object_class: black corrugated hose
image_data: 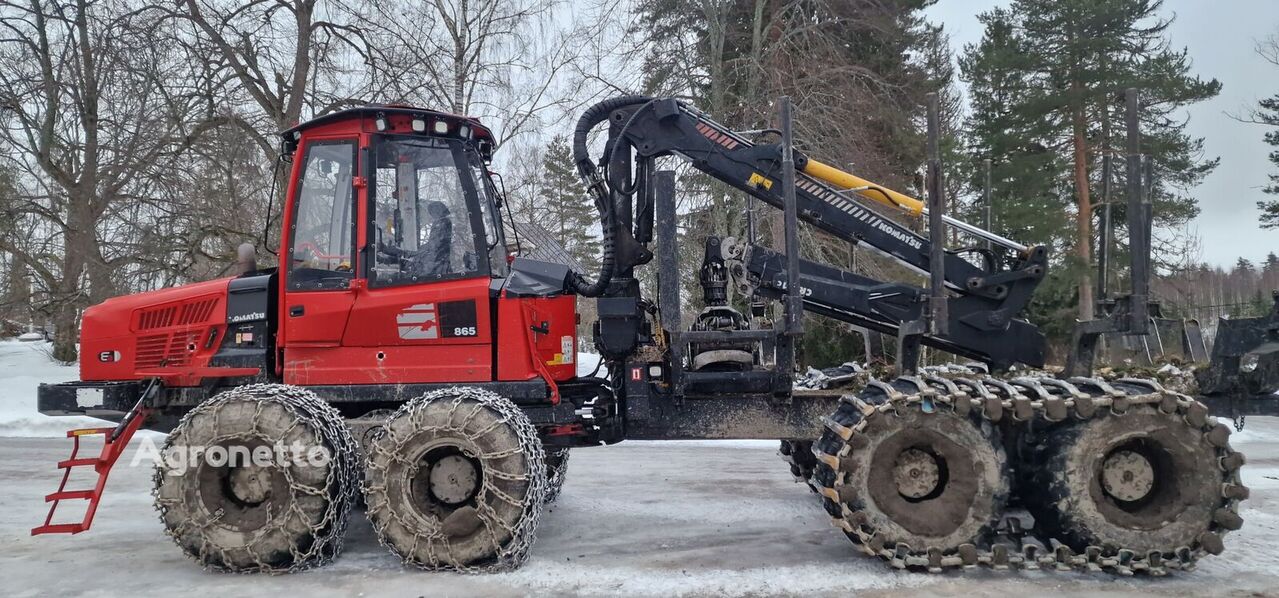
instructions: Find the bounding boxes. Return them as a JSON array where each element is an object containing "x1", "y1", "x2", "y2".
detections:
[{"x1": 569, "y1": 95, "x2": 652, "y2": 297}]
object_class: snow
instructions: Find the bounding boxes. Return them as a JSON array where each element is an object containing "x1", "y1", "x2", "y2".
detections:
[
  {"x1": 576, "y1": 350, "x2": 602, "y2": 377},
  {"x1": 4, "y1": 340, "x2": 1279, "y2": 595},
  {"x1": 0, "y1": 340, "x2": 105, "y2": 437},
  {"x1": 2, "y1": 426, "x2": 1278, "y2": 597}
]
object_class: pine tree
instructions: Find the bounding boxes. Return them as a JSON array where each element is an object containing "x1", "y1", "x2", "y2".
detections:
[
  {"x1": 536, "y1": 135, "x2": 601, "y2": 268},
  {"x1": 1257, "y1": 92, "x2": 1279, "y2": 228},
  {"x1": 959, "y1": 9, "x2": 1072, "y2": 250},
  {"x1": 960, "y1": 0, "x2": 1220, "y2": 332}
]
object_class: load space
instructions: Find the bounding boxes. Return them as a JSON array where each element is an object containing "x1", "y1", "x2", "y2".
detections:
[{"x1": 30, "y1": 93, "x2": 1259, "y2": 579}]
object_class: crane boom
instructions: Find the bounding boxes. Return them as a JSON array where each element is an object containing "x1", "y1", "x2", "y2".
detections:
[{"x1": 571, "y1": 96, "x2": 1049, "y2": 369}]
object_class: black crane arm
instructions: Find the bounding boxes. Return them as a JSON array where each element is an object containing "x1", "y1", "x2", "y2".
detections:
[
  {"x1": 571, "y1": 97, "x2": 1046, "y2": 298},
  {"x1": 568, "y1": 96, "x2": 1048, "y2": 369}
]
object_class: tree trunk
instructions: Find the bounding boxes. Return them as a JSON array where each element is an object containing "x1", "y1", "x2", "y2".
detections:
[
  {"x1": 453, "y1": 0, "x2": 468, "y2": 115},
  {"x1": 5, "y1": 254, "x2": 31, "y2": 315},
  {"x1": 51, "y1": 298, "x2": 79, "y2": 363},
  {"x1": 53, "y1": 239, "x2": 87, "y2": 362},
  {"x1": 1071, "y1": 101, "x2": 1094, "y2": 321}
]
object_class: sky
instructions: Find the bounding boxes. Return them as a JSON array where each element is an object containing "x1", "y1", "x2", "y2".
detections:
[{"x1": 923, "y1": 0, "x2": 1279, "y2": 268}]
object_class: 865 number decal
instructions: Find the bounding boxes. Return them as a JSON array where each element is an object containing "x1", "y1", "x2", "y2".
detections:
[{"x1": 438, "y1": 300, "x2": 479, "y2": 338}]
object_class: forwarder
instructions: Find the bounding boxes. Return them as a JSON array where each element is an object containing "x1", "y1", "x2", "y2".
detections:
[{"x1": 32, "y1": 92, "x2": 1250, "y2": 576}]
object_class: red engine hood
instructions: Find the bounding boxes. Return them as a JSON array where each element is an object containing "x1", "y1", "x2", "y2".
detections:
[{"x1": 80, "y1": 278, "x2": 233, "y2": 382}]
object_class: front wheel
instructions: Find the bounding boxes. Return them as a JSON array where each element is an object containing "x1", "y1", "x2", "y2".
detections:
[
  {"x1": 544, "y1": 447, "x2": 570, "y2": 504},
  {"x1": 153, "y1": 384, "x2": 361, "y2": 573}
]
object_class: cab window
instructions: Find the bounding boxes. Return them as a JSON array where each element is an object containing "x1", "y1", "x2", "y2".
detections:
[
  {"x1": 470, "y1": 153, "x2": 509, "y2": 276},
  {"x1": 288, "y1": 140, "x2": 356, "y2": 290},
  {"x1": 370, "y1": 136, "x2": 486, "y2": 287}
]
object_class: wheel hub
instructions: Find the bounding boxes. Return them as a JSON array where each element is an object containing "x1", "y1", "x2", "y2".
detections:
[
  {"x1": 1101, "y1": 449, "x2": 1155, "y2": 502},
  {"x1": 894, "y1": 448, "x2": 941, "y2": 499},
  {"x1": 429, "y1": 454, "x2": 480, "y2": 504},
  {"x1": 227, "y1": 464, "x2": 272, "y2": 505}
]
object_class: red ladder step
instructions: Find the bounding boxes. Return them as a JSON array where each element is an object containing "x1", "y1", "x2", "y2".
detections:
[
  {"x1": 69, "y1": 428, "x2": 113, "y2": 437},
  {"x1": 31, "y1": 400, "x2": 153, "y2": 537},
  {"x1": 31, "y1": 523, "x2": 88, "y2": 535},
  {"x1": 57, "y1": 457, "x2": 101, "y2": 469},
  {"x1": 45, "y1": 490, "x2": 96, "y2": 502}
]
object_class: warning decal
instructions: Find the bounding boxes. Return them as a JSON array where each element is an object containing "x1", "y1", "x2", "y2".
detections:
[
  {"x1": 396, "y1": 300, "x2": 479, "y2": 341},
  {"x1": 396, "y1": 303, "x2": 439, "y2": 339}
]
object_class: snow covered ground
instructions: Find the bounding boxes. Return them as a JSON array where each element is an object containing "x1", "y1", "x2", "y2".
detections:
[
  {"x1": 0, "y1": 340, "x2": 103, "y2": 437},
  {"x1": 2, "y1": 429, "x2": 1278, "y2": 597},
  {"x1": 1, "y1": 340, "x2": 1277, "y2": 596}
]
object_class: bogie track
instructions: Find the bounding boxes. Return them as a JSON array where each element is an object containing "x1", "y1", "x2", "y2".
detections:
[
  {"x1": 778, "y1": 440, "x2": 819, "y2": 493},
  {"x1": 812, "y1": 374, "x2": 1248, "y2": 575}
]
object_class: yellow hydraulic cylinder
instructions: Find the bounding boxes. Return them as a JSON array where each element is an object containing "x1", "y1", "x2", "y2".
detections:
[{"x1": 800, "y1": 158, "x2": 925, "y2": 217}]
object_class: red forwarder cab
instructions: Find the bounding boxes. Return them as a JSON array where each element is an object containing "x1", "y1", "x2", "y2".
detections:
[{"x1": 40, "y1": 106, "x2": 595, "y2": 435}]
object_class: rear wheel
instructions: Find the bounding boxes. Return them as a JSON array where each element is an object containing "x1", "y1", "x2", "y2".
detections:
[
  {"x1": 364, "y1": 387, "x2": 546, "y2": 571},
  {"x1": 1025, "y1": 386, "x2": 1243, "y2": 558},
  {"x1": 814, "y1": 379, "x2": 1009, "y2": 568},
  {"x1": 153, "y1": 384, "x2": 360, "y2": 573}
]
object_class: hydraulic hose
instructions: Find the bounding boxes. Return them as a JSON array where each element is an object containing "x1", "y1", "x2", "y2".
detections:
[{"x1": 568, "y1": 95, "x2": 652, "y2": 297}]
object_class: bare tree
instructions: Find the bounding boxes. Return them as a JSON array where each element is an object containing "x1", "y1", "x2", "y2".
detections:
[
  {"x1": 350, "y1": 0, "x2": 625, "y2": 146},
  {"x1": 0, "y1": 0, "x2": 209, "y2": 359}
]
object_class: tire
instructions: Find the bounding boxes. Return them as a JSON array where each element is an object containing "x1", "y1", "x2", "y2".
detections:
[
  {"x1": 364, "y1": 387, "x2": 546, "y2": 571},
  {"x1": 153, "y1": 384, "x2": 361, "y2": 573},
  {"x1": 814, "y1": 379, "x2": 1009, "y2": 563},
  {"x1": 544, "y1": 447, "x2": 570, "y2": 504},
  {"x1": 1025, "y1": 396, "x2": 1238, "y2": 555}
]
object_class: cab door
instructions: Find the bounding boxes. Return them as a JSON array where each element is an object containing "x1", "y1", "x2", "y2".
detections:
[
  {"x1": 280, "y1": 138, "x2": 359, "y2": 378},
  {"x1": 335, "y1": 135, "x2": 497, "y2": 384}
]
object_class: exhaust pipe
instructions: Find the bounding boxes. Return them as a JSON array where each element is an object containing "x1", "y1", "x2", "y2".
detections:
[{"x1": 235, "y1": 243, "x2": 257, "y2": 276}]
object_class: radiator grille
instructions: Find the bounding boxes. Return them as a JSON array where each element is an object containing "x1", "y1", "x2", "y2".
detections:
[
  {"x1": 178, "y1": 298, "x2": 218, "y2": 326},
  {"x1": 136, "y1": 296, "x2": 220, "y2": 331},
  {"x1": 137, "y1": 306, "x2": 176, "y2": 330},
  {"x1": 132, "y1": 295, "x2": 221, "y2": 368},
  {"x1": 135, "y1": 335, "x2": 169, "y2": 369}
]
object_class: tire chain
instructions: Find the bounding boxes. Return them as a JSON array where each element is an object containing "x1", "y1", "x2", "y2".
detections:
[
  {"x1": 812, "y1": 373, "x2": 1249, "y2": 576},
  {"x1": 364, "y1": 386, "x2": 548, "y2": 573},
  {"x1": 152, "y1": 383, "x2": 363, "y2": 573},
  {"x1": 544, "y1": 447, "x2": 570, "y2": 504}
]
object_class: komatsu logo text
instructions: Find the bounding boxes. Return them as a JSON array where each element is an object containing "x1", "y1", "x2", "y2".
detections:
[{"x1": 795, "y1": 176, "x2": 923, "y2": 251}]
